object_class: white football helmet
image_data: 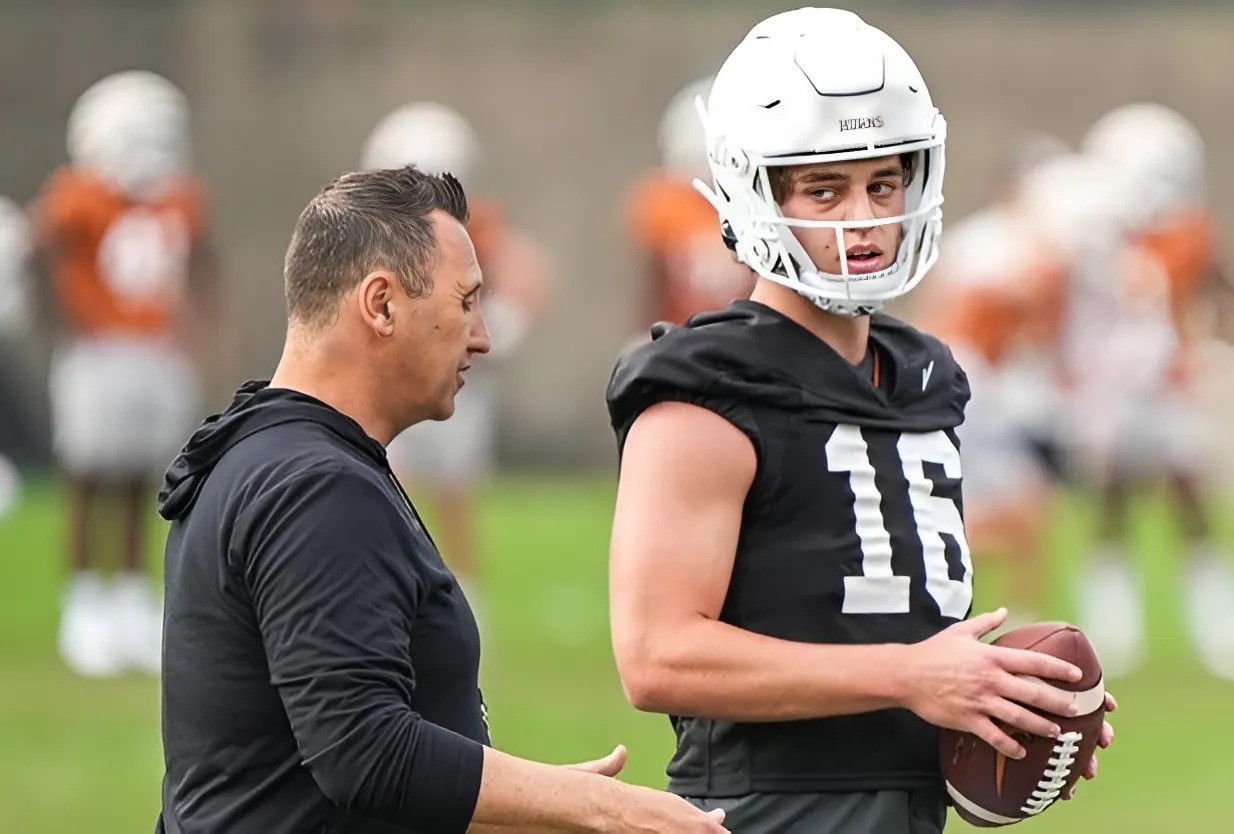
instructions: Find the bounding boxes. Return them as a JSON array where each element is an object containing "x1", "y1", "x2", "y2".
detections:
[
  {"x1": 1082, "y1": 103, "x2": 1206, "y2": 229},
  {"x1": 659, "y1": 77, "x2": 714, "y2": 182},
  {"x1": 697, "y1": 8, "x2": 946, "y2": 316},
  {"x1": 1016, "y1": 152, "x2": 1137, "y2": 270},
  {"x1": 361, "y1": 102, "x2": 480, "y2": 181},
  {"x1": 67, "y1": 70, "x2": 189, "y2": 199},
  {"x1": 0, "y1": 196, "x2": 31, "y2": 335}
]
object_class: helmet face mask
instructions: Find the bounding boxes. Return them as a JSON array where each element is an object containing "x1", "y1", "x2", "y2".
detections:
[{"x1": 695, "y1": 8, "x2": 947, "y2": 317}]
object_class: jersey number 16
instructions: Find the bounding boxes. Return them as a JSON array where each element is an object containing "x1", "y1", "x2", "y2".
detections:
[{"x1": 825, "y1": 425, "x2": 973, "y2": 619}]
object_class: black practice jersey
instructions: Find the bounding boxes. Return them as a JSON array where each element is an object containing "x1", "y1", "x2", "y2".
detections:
[{"x1": 607, "y1": 300, "x2": 972, "y2": 797}]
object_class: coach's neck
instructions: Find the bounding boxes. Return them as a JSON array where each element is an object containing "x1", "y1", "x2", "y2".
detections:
[
  {"x1": 269, "y1": 321, "x2": 403, "y2": 447},
  {"x1": 750, "y1": 279, "x2": 871, "y2": 366}
]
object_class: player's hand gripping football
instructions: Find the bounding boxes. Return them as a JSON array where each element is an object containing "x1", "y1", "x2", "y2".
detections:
[
  {"x1": 1065, "y1": 691, "x2": 1117, "y2": 799},
  {"x1": 901, "y1": 608, "x2": 1087, "y2": 760}
]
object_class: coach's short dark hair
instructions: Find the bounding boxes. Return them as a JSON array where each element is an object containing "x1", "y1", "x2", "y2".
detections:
[{"x1": 283, "y1": 166, "x2": 470, "y2": 328}]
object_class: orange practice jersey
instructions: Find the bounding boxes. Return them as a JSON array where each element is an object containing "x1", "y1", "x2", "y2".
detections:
[
  {"x1": 467, "y1": 196, "x2": 507, "y2": 276},
  {"x1": 625, "y1": 170, "x2": 754, "y2": 326},
  {"x1": 34, "y1": 167, "x2": 208, "y2": 339},
  {"x1": 925, "y1": 208, "x2": 1068, "y2": 366},
  {"x1": 1136, "y1": 208, "x2": 1217, "y2": 335}
]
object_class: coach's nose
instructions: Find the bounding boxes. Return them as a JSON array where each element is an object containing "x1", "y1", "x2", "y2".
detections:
[{"x1": 470, "y1": 307, "x2": 492, "y2": 357}]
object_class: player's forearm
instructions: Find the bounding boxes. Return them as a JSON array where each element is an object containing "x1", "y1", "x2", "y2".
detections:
[
  {"x1": 616, "y1": 615, "x2": 909, "y2": 721},
  {"x1": 468, "y1": 747, "x2": 623, "y2": 832}
]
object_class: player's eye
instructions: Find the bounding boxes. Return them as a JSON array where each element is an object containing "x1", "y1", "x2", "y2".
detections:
[
  {"x1": 870, "y1": 182, "x2": 897, "y2": 196},
  {"x1": 809, "y1": 188, "x2": 837, "y2": 201}
]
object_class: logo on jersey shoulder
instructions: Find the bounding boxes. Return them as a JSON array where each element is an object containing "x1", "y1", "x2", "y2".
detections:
[{"x1": 839, "y1": 116, "x2": 884, "y2": 132}]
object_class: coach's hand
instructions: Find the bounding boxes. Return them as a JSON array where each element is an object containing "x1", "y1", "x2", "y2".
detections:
[
  {"x1": 900, "y1": 608, "x2": 1084, "y2": 760},
  {"x1": 567, "y1": 744, "x2": 628, "y2": 777},
  {"x1": 620, "y1": 786, "x2": 729, "y2": 833}
]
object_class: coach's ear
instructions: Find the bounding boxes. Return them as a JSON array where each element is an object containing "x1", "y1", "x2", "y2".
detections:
[{"x1": 358, "y1": 269, "x2": 397, "y2": 337}]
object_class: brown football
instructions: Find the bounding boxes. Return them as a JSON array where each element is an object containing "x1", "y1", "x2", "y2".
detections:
[{"x1": 940, "y1": 622, "x2": 1106, "y2": 827}]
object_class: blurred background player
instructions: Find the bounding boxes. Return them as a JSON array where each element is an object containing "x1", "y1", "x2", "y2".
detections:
[
  {"x1": 31, "y1": 70, "x2": 218, "y2": 677},
  {"x1": 623, "y1": 77, "x2": 754, "y2": 336},
  {"x1": 0, "y1": 195, "x2": 33, "y2": 520},
  {"x1": 1068, "y1": 104, "x2": 1234, "y2": 679},
  {"x1": 920, "y1": 134, "x2": 1069, "y2": 628},
  {"x1": 361, "y1": 102, "x2": 551, "y2": 607}
]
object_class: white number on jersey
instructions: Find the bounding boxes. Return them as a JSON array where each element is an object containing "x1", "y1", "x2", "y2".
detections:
[
  {"x1": 97, "y1": 209, "x2": 190, "y2": 305},
  {"x1": 825, "y1": 425, "x2": 973, "y2": 617}
]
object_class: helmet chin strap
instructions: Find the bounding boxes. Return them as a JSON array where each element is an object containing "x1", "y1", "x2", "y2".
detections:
[
  {"x1": 795, "y1": 267, "x2": 886, "y2": 318},
  {"x1": 775, "y1": 219, "x2": 898, "y2": 317}
]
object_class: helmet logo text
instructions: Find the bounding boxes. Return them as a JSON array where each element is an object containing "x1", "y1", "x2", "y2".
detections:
[{"x1": 839, "y1": 116, "x2": 884, "y2": 132}]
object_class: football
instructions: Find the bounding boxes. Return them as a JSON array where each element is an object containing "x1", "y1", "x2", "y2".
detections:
[{"x1": 940, "y1": 622, "x2": 1107, "y2": 827}]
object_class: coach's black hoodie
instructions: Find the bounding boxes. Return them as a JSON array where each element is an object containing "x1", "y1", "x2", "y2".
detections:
[{"x1": 157, "y1": 381, "x2": 486, "y2": 834}]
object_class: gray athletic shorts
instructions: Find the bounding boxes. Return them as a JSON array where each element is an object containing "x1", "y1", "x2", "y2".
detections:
[{"x1": 684, "y1": 787, "x2": 947, "y2": 834}]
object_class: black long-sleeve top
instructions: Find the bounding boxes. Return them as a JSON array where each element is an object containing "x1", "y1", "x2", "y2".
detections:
[{"x1": 155, "y1": 381, "x2": 487, "y2": 834}]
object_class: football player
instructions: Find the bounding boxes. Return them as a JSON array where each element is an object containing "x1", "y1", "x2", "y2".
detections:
[
  {"x1": 624, "y1": 77, "x2": 754, "y2": 333},
  {"x1": 606, "y1": 9, "x2": 1113, "y2": 831},
  {"x1": 32, "y1": 70, "x2": 217, "y2": 677},
  {"x1": 1071, "y1": 104, "x2": 1234, "y2": 679},
  {"x1": 362, "y1": 102, "x2": 550, "y2": 606}
]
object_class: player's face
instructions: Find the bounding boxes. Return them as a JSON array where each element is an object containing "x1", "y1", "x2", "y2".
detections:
[
  {"x1": 776, "y1": 155, "x2": 908, "y2": 276},
  {"x1": 409, "y1": 214, "x2": 491, "y2": 421}
]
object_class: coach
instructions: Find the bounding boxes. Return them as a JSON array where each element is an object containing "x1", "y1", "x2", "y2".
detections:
[{"x1": 154, "y1": 167, "x2": 726, "y2": 834}]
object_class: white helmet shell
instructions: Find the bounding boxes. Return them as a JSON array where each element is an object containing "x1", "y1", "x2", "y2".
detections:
[
  {"x1": 697, "y1": 7, "x2": 946, "y2": 316},
  {"x1": 658, "y1": 77, "x2": 713, "y2": 181},
  {"x1": 1016, "y1": 152, "x2": 1134, "y2": 261},
  {"x1": 67, "y1": 70, "x2": 189, "y2": 199},
  {"x1": 1082, "y1": 103, "x2": 1205, "y2": 228},
  {"x1": 361, "y1": 102, "x2": 480, "y2": 182}
]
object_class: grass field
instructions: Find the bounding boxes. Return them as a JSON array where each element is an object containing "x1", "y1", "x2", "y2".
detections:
[{"x1": 1, "y1": 473, "x2": 1231, "y2": 833}]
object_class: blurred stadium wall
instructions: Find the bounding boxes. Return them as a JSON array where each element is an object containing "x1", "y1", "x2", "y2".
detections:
[{"x1": 1, "y1": 1, "x2": 1231, "y2": 467}]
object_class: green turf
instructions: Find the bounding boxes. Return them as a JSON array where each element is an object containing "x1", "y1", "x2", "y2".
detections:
[{"x1": 0, "y1": 475, "x2": 1230, "y2": 832}]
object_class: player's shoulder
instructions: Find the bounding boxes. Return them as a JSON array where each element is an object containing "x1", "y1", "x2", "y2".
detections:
[
  {"x1": 467, "y1": 195, "x2": 505, "y2": 229},
  {"x1": 32, "y1": 166, "x2": 111, "y2": 229},
  {"x1": 872, "y1": 313, "x2": 971, "y2": 409},
  {"x1": 607, "y1": 305, "x2": 763, "y2": 442},
  {"x1": 38, "y1": 165, "x2": 98, "y2": 198},
  {"x1": 155, "y1": 175, "x2": 212, "y2": 231},
  {"x1": 624, "y1": 168, "x2": 714, "y2": 246}
]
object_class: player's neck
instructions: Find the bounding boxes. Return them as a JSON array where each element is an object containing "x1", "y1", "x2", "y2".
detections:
[
  {"x1": 750, "y1": 279, "x2": 870, "y2": 366},
  {"x1": 268, "y1": 331, "x2": 401, "y2": 447}
]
